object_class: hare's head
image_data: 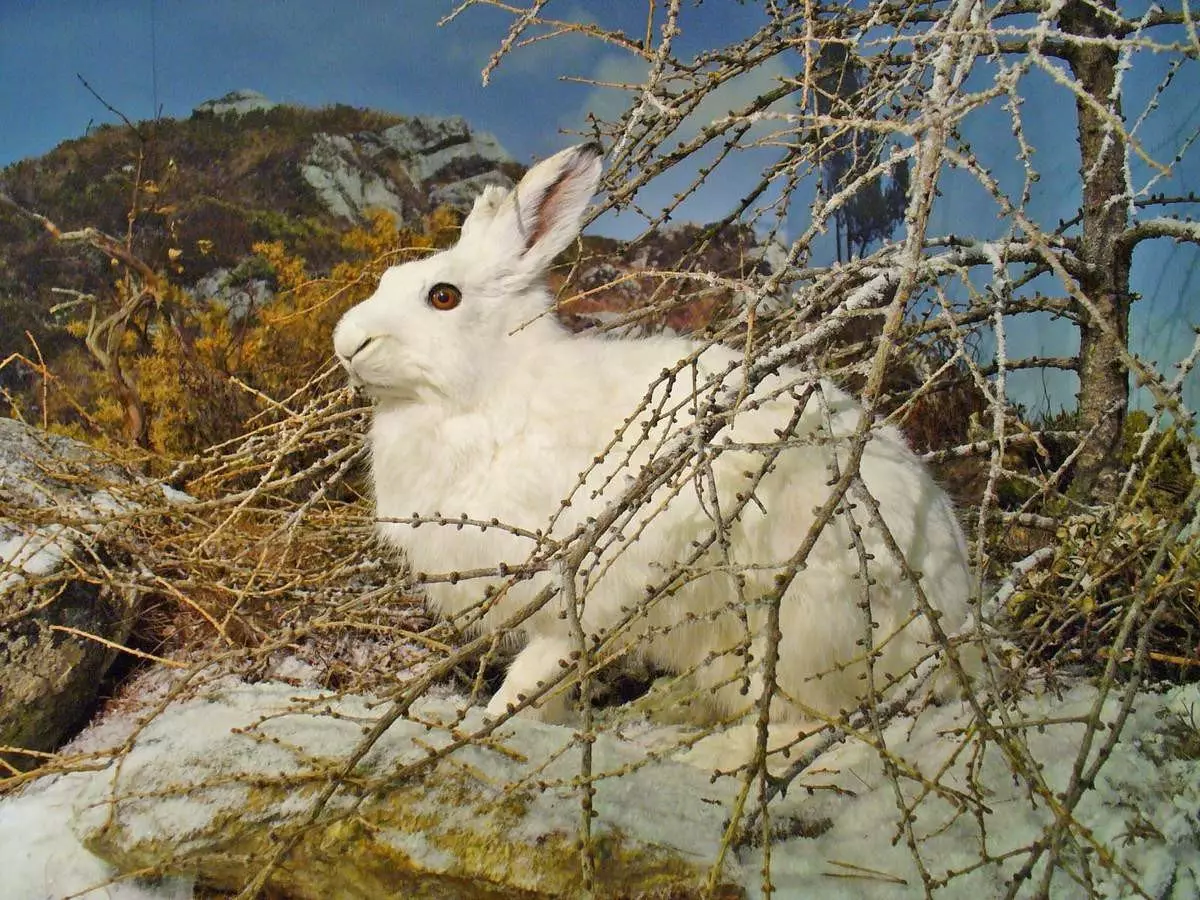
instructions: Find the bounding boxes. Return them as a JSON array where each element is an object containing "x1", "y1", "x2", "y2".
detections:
[{"x1": 333, "y1": 143, "x2": 602, "y2": 405}]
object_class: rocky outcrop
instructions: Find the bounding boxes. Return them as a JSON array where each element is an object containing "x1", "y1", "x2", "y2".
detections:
[
  {"x1": 300, "y1": 133, "x2": 410, "y2": 223},
  {"x1": 380, "y1": 115, "x2": 513, "y2": 185},
  {"x1": 300, "y1": 114, "x2": 516, "y2": 223},
  {"x1": 429, "y1": 171, "x2": 513, "y2": 212},
  {"x1": 192, "y1": 90, "x2": 278, "y2": 117},
  {"x1": 0, "y1": 418, "x2": 144, "y2": 768},
  {"x1": 190, "y1": 92, "x2": 520, "y2": 225},
  {"x1": 189, "y1": 267, "x2": 273, "y2": 320}
]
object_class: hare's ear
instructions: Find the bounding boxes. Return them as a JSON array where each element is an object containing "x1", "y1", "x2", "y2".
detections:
[
  {"x1": 459, "y1": 184, "x2": 510, "y2": 244},
  {"x1": 478, "y1": 143, "x2": 602, "y2": 286}
]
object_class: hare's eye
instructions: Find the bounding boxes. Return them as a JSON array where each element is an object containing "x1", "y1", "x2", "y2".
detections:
[{"x1": 427, "y1": 283, "x2": 462, "y2": 311}]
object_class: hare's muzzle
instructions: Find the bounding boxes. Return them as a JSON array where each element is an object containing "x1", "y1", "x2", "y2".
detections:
[
  {"x1": 344, "y1": 336, "x2": 375, "y2": 361},
  {"x1": 333, "y1": 318, "x2": 377, "y2": 368}
]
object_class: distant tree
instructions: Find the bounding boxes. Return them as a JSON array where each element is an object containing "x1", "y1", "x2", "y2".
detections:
[{"x1": 812, "y1": 41, "x2": 909, "y2": 262}]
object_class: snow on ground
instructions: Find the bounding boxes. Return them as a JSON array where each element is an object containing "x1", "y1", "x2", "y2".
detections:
[
  {"x1": 0, "y1": 774, "x2": 194, "y2": 900},
  {"x1": 743, "y1": 681, "x2": 1200, "y2": 899},
  {"x1": 0, "y1": 525, "x2": 71, "y2": 592},
  {"x1": 0, "y1": 676, "x2": 1196, "y2": 899}
]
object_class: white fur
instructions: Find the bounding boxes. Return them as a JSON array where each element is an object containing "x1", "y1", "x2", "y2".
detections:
[{"x1": 334, "y1": 144, "x2": 972, "y2": 726}]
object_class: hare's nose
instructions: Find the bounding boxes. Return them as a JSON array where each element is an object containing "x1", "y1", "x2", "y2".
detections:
[
  {"x1": 333, "y1": 319, "x2": 376, "y2": 363},
  {"x1": 346, "y1": 336, "x2": 375, "y2": 360}
]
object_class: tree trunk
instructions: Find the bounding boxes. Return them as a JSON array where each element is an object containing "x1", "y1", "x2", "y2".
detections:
[{"x1": 1060, "y1": 0, "x2": 1132, "y2": 502}]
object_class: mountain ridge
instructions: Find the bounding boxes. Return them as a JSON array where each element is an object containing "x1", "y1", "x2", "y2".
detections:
[
  {"x1": 0, "y1": 93, "x2": 522, "y2": 280},
  {"x1": 0, "y1": 94, "x2": 526, "y2": 392}
]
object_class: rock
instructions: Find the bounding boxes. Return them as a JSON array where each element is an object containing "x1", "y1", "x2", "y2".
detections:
[
  {"x1": 381, "y1": 116, "x2": 514, "y2": 184},
  {"x1": 192, "y1": 90, "x2": 277, "y2": 117},
  {"x1": 5, "y1": 676, "x2": 1199, "y2": 898},
  {"x1": 189, "y1": 267, "x2": 273, "y2": 320},
  {"x1": 298, "y1": 116, "x2": 516, "y2": 223},
  {"x1": 429, "y1": 171, "x2": 515, "y2": 212},
  {"x1": 77, "y1": 682, "x2": 744, "y2": 898},
  {"x1": 300, "y1": 133, "x2": 408, "y2": 223},
  {"x1": 0, "y1": 417, "x2": 143, "y2": 768}
]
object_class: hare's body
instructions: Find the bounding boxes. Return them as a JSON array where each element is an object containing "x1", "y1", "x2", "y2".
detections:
[{"x1": 336, "y1": 144, "x2": 971, "y2": 725}]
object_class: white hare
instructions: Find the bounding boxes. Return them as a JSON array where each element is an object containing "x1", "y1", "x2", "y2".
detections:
[{"x1": 334, "y1": 143, "x2": 971, "y2": 728}]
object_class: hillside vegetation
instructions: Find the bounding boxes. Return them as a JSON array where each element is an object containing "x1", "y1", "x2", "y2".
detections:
[{"x1": 0, "y1": 101, "x2": 774, "y2": 460}]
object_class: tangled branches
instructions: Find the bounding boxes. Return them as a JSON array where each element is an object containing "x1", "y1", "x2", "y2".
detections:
[{"x1": 4, "y1": 1, "x2": 1200, "y2": 897}]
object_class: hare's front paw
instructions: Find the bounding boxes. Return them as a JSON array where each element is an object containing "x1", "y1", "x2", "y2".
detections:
[{"x1": 485, "y1": 634, "x2": 576, "y2": 724}]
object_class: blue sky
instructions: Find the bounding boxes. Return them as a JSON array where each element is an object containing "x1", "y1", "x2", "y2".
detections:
[
  {"x1": 0, "y1": 1, "x2": 761, "y2": 169},
  {"x1": 0, "y1": 0, "x2": 598, "y2": 166},
  {"x1": 1, "y1": 0, "x2": 1196, "y2": 415}
]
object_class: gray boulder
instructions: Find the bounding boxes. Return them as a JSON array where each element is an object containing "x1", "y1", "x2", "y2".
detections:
[
  {"x1": 381, "y1": 115, "x2": 514, "y2": 184},
  {"x1": 189, "y1": 267, "x2": 273, "y2": 320},
  {"x1": 429, "y1": 170, "x2": 514, "y2": 211},
  {"x1": 0, "y1": 418, "x2": 144, "y2": 768}
]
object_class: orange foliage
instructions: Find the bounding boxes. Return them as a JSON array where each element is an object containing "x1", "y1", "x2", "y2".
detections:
[{"x1": 34, "y1": 207, "x2": 461, "y2": 459}]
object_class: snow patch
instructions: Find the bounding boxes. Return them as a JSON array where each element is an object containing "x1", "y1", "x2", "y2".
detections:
[
  {"x1": 0, "y1": 525, "x2": 71, "y2": 591},
  {"x1": 0, "y1": 773, "x2": 193, "y2": 900},
  {"x1": 159, "y1": 484, "x2": 195, "y2": 506}
]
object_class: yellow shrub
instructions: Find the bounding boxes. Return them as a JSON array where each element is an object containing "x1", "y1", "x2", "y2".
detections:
[{"x1": 34, "y1": 208, "x2": 461, "y2": 459}]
